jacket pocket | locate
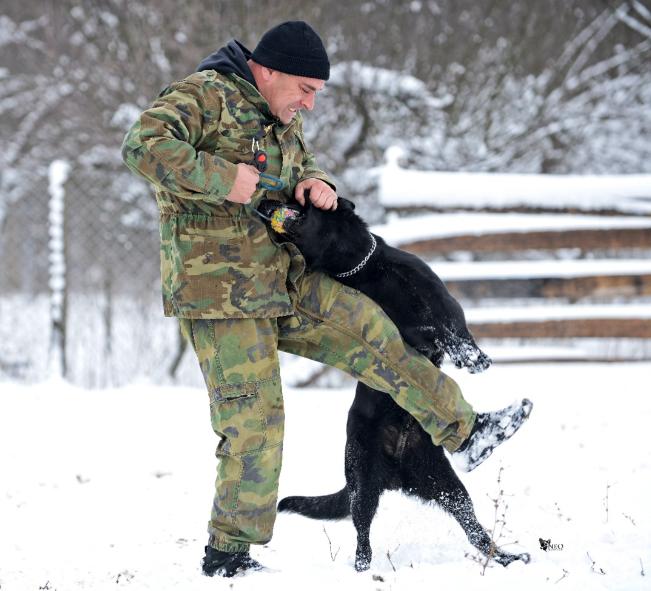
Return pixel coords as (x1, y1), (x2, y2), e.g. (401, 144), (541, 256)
(212, 381), (258, 402)
(170, 215), (292, 318)
(211, 118), (260, 164)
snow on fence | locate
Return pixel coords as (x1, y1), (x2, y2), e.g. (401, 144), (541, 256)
(370, 161), (651, 365)
(377, 149), (651, 214)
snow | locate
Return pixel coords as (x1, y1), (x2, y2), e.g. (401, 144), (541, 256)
(372, 212), (651, 247)
(47, 160), (69, 379)
(431, 259), (651, 281)
(1, 363), (650, 590)
(480, 344), (589, 362)
(464, 303), (651, 322)
(378, 163), (651, 215)
(111, 103), (144, 130)
(329, 62), (453, 109)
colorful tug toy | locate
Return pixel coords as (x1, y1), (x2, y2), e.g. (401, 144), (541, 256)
(269, 206), (299, 234)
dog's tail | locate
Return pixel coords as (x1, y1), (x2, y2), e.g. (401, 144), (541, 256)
(277, 487), (350, 520)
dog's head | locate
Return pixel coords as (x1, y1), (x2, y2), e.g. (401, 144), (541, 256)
(256, 196), (367, 273)
(256, 199), (304, 236)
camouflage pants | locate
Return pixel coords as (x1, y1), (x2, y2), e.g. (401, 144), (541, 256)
(179, 271), (476, 553)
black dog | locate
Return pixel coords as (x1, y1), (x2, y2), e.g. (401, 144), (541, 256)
(257, 197), (530, 571)
(258, 197), (490, 374)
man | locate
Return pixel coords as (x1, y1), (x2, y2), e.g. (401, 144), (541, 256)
(121, 21), (532, 577)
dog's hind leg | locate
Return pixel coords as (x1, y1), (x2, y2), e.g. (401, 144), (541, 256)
(407, 456), (530, 567)
(345, 439), (382, 572)
(350, 484), (381, 571)
(434, 465), (530, 566)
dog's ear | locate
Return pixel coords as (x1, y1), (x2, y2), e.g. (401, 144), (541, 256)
(300, 188), (315, 210)
(337, 197), (356, 211)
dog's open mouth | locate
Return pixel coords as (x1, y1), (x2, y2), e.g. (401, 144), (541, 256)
(256, 200), (303, 235)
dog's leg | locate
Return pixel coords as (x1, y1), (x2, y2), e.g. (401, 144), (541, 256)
(350, 485), (381, 572)
(411, 326), (491, 374)
(345, 438), (381, 572)
(433, 464), (530, 566)
(438, 329), (492, 374)
(407, 456), (530, 567)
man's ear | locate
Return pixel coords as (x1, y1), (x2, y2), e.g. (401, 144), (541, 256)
(259, 66), (276, 82)
(338, 197), (356, 211)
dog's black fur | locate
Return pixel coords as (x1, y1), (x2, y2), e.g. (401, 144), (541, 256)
(260, 198), (490, 372)
(257, 197), (530, 571)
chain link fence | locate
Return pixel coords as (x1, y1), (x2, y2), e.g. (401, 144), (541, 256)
(0, 166), (206, 388)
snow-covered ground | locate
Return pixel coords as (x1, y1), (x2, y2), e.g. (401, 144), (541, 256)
(1, 362), (650, 590)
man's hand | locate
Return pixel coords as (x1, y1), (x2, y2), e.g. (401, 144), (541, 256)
(295, 178), (337, 210)
(225, 163), (260, 204)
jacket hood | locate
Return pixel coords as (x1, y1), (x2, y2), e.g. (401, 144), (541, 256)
(196, 40), (257, 88)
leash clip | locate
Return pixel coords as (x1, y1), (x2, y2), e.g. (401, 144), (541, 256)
(257, 173), (287, 192)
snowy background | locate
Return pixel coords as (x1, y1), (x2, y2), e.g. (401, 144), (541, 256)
(2, 1), (651, 589)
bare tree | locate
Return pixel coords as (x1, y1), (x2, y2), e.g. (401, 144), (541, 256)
(603, 0), (651, 39)
(305, 2), (650, 184)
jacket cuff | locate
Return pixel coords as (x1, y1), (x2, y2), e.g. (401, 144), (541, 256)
(298, 172), (336, 193)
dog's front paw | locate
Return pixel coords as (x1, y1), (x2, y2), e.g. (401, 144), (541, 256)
(467, 351), (492, 374)
(446, 340), (492, 374)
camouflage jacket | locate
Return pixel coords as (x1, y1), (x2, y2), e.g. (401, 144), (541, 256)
(121, 70), (333, 318)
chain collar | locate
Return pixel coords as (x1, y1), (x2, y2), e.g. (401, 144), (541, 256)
(335, 234), (377, 278)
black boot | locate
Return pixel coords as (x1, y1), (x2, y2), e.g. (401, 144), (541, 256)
(452, 398), (533, 472)
(202, 546), (263, 577)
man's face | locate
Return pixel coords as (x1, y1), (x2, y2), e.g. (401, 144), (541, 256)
(263, 70), (325, 124)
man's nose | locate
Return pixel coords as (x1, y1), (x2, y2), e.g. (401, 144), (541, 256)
(301, 93), (315, 111)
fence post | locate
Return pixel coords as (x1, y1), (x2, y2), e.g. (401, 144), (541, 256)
(47, 160), (70, 380)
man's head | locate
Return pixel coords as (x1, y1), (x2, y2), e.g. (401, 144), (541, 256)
(248, 21), (329, 124)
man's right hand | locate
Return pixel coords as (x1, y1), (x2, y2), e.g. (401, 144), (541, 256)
(225, 163), (260, 204)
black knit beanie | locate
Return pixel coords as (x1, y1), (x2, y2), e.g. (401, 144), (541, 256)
(252, 21), (330, 81)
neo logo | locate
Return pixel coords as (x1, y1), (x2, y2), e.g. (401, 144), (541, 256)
(539, 538), (564, 551)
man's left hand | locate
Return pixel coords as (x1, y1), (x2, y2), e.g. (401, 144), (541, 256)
(295, 178), (338, 210)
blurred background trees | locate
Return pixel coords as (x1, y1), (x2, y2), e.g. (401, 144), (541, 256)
(1, 0), (650, 385)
